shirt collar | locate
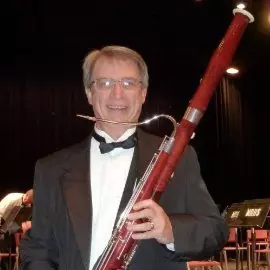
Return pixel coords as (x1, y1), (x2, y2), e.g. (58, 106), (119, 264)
(94, 126), (136, 143)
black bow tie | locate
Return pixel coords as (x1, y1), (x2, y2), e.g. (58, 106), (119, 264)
(92, 130), (137, 154)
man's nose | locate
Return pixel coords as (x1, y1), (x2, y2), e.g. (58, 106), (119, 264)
(111, 82), (124, 99)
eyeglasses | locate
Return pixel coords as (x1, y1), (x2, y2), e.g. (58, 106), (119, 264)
(90, 78), (142, 91)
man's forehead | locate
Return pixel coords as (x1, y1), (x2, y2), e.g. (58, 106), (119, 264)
(95, 55), (137, 66)
(93, 56), (139, 73)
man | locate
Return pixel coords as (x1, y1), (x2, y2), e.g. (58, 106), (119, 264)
(0, 189), (33, 270)
(0, 189), (33, 233)
(0, 189), (33, 217)
(20, 45), (228, 270)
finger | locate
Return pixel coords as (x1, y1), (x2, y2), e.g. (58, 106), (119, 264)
(128, 208), (153, 221)
(131, 230), (156, 240)
(127, 221), (154, 232)
(133, 199), (156, 211)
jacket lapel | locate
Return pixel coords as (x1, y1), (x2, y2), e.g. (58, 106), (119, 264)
(60, 138), (92, 270)
(113, 146), (138, 228)
(137, 128), (162, 180)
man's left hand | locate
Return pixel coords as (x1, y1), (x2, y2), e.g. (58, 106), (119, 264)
(127, 199), (174, 244)
(21, 221), (32, 235)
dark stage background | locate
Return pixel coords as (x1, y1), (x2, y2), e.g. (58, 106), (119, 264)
(1, 0), (270, 210)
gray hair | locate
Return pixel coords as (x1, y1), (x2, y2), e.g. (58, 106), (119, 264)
(82, 45), (149, 90)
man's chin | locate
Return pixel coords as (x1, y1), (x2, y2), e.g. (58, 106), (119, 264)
(104, 113), (129, 123)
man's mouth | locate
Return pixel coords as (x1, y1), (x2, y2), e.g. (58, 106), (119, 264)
(107, 105), (127, 110)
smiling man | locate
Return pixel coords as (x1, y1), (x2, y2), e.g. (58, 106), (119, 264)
(20, 45), (228, 270)
(83, 49), (148, 139)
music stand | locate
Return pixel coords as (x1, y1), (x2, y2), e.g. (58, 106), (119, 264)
(225, 200), (270, 270)
(224, 202), (245, 270)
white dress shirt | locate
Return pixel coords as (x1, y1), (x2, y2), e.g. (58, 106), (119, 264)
(0, 192), (24, 232)
(89, 126), (136, 269)
(0, 193), (24, 220)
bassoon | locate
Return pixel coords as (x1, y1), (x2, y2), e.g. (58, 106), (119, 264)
(78, 8), (254, 270)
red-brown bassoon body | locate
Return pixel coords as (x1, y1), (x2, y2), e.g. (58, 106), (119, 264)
(94, 8), (254, 270)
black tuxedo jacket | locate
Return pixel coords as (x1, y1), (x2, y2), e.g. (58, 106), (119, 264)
(20, 128), (228, 270)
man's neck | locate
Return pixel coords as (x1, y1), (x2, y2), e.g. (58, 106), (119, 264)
(95, 123), (133, 140)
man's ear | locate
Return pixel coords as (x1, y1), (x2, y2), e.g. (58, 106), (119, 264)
(85, 88), (92, 105)
(141, 88), (147, 104)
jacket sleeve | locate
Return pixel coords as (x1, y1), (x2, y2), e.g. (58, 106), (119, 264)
(164, 146), (229, 261)
(20, 160), (59, 270)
